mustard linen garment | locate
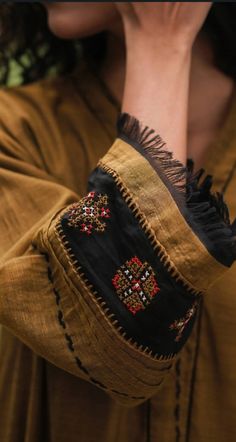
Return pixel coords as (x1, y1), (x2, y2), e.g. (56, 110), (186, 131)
(0, 63), (235, 442)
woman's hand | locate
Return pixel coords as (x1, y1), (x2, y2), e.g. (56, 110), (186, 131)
(115, 2), (212, 164)
(116, 2), (212, 50)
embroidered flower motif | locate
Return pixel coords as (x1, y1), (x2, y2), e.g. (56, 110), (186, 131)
(67, 191), (110, 235)
(100, 207), (110, 218)
(169, 301), (198, 342)
(112, 257), (160, 315)
(80, 223), (93, 235)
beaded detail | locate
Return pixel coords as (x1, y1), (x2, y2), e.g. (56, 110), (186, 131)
(112, 257), (160, 315)
(169, 301), (198, 342)
(67, 191), (110, 235)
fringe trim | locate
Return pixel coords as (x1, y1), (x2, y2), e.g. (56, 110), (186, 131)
(118, 113), (186, 197)
(117, 113), (236, 267)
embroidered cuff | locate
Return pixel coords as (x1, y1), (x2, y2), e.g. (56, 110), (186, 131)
(40, 114), (235, 360)
(57, 173), (200, 358)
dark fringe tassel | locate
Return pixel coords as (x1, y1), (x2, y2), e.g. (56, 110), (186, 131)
(117, 113), (236, 267)
(117, 113), (187, 198)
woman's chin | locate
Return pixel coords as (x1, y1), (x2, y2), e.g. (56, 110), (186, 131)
(46, 12), (88, 39)
(44, 3), (118, 39)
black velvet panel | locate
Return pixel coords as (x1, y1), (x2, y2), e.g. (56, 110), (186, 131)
(60, 167), (199, 357)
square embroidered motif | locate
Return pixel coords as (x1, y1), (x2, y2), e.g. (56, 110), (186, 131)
(112, 257), (160, 315)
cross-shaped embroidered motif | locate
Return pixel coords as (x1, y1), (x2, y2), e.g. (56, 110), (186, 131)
(66, 191), (110, 235)
(112, 257), (160, 315)
(169, 301), (198, 342)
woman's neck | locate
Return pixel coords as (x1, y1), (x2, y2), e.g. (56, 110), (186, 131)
(99, 29), (125, 107)
(187, 34), (235, 167)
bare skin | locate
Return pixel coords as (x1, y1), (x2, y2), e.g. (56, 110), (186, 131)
(101, 28), (235, 169)
(44, 2), (235, 169)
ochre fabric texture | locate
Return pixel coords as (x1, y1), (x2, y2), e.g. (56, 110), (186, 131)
(0, 63), (235, 442)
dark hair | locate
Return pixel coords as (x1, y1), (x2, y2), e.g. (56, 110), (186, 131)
(0, 2), (235, 86)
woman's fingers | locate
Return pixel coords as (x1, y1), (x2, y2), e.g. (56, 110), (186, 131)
(115, 2), (138, 25)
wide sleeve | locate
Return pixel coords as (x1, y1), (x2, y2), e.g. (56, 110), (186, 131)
(0, 107), (235, 407)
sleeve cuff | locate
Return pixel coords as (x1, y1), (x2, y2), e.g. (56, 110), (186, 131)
(36, 114), (235, 363)
(117, 113), (236, 269)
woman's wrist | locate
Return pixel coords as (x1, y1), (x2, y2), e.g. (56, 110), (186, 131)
(125, 37), (192, 81)
(125, 29), (193, 58)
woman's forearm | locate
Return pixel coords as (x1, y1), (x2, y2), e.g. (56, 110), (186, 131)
(122, 40), (191, 164)
(116, 2), (212, 165)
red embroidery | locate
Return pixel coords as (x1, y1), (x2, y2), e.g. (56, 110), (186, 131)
(169, 301), (198, 342)
(80, 223), (93, 235)
(67, 192), (110, 234)
(112, 257), (160, 315)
